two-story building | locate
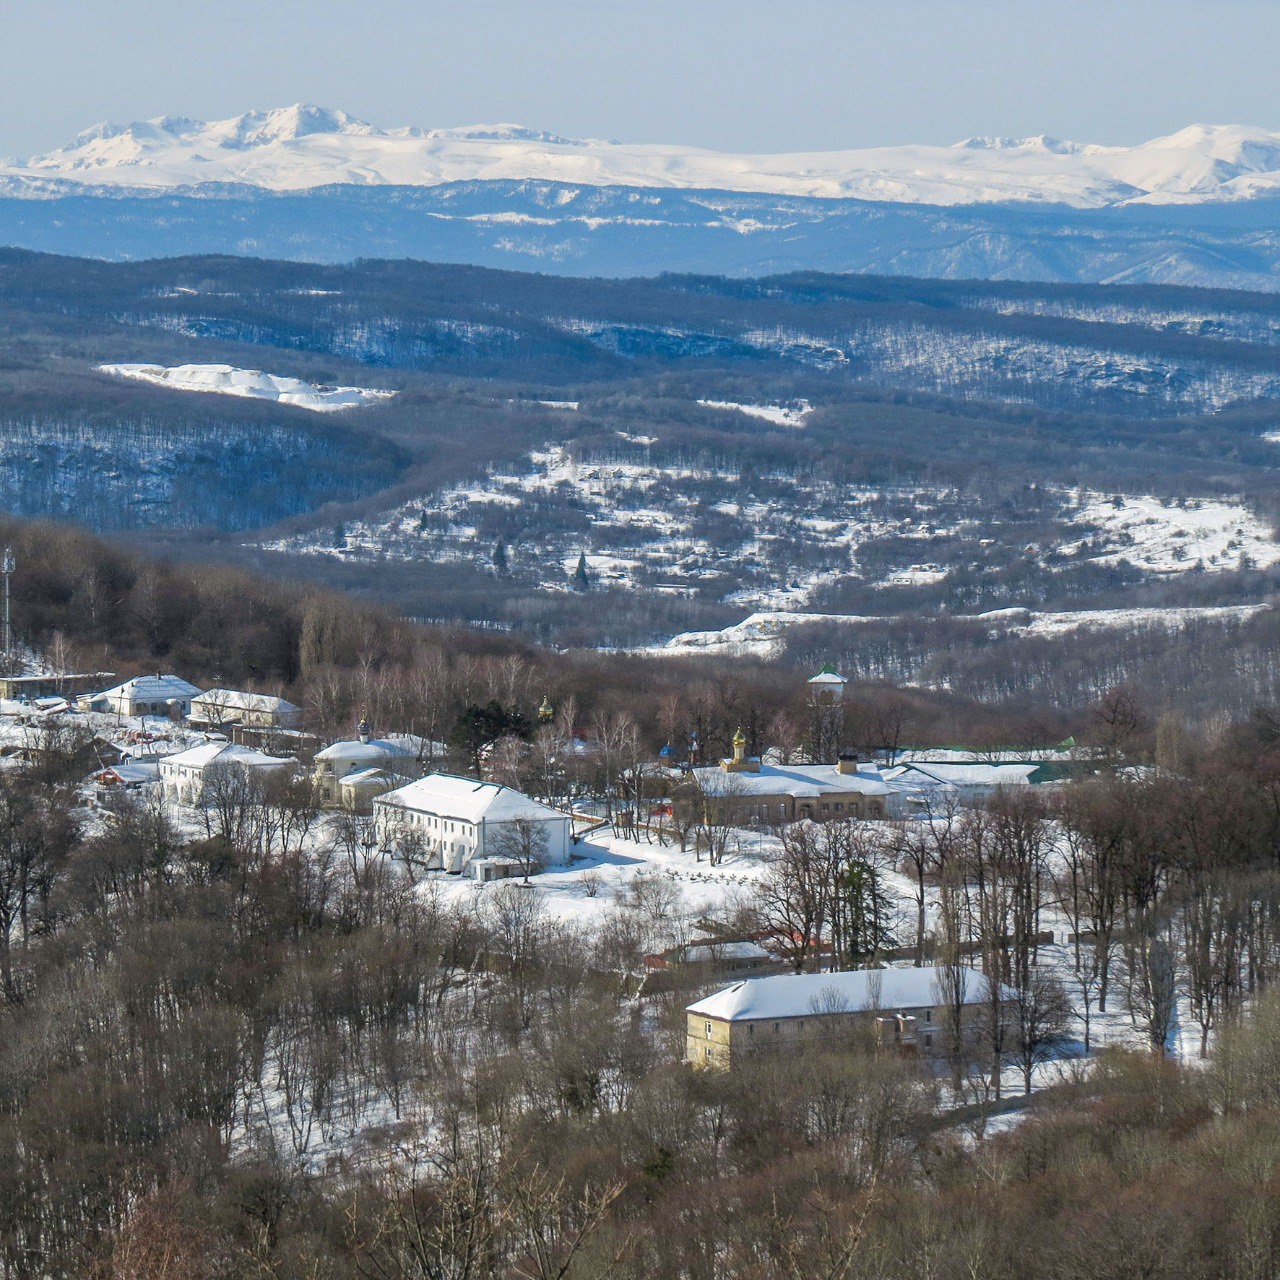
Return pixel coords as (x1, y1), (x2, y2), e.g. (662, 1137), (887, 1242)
(374, 772), (574, 875)
(685, 965), (1005, 1069)
(158, 740), (296, 805)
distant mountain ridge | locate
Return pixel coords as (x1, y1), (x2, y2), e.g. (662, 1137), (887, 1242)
(11, 105), (1280, 208)
(6, 107), (1280, 289)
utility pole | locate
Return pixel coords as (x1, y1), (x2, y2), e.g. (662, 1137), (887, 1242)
(2, 547), (14, 657)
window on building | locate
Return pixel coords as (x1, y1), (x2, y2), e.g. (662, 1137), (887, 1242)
(705, 1046), (712, 1059)
(773, 1022), (780, 1033)
(705, 1021), (713, 1037)
(925, 1009), (933, 1023)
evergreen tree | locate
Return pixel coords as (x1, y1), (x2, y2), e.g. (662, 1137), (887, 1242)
(493, 540), (509, 573)
(571, 552), (592, 592)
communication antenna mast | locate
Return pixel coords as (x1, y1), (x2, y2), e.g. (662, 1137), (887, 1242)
(2, 547), (14, 656)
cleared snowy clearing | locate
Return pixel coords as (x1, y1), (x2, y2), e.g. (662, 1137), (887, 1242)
(99, 363), (397, 412)
(696, 399), (812, 427)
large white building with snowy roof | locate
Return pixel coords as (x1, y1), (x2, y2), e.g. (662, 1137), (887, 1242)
(81, 674), (203, 719)
(686, 966), (1006, 1069)
(374, 772), (573, 875)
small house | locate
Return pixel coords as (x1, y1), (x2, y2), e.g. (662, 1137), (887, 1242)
(81, 674), (203, 719)
(190, 688), (302, 731)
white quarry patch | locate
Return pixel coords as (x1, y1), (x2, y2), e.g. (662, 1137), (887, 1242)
(1061, 491), (1280, 573)
(98, 363), (397, 413)
(657, 603), (1271, 659)
(696, 399), (812, 427)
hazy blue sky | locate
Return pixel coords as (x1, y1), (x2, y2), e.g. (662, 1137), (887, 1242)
(4, 0), (1276, 156)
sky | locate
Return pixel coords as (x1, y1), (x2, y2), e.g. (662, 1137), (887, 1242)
(3, 0), (1277, 157)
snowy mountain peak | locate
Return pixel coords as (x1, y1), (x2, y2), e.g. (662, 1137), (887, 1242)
(216, 104), (382, 147)
(14, 110), (1280, 208)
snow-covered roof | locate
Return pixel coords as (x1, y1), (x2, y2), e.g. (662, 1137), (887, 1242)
(341, 767), (395, 786)
(315, 734), (422, 762)
(693, 762), (893, 798)
(191, 688), (301, 714)
(678, 940), (772, 962)
(807, 666), (847, 685)
(93, 674), (203, 702)
(376, 772), (571, 824)
(885, 762), (1042, 788)
(687, 966), (999, 1021)
(160, 741), (294, 770)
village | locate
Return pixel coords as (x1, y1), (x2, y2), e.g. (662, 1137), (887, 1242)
(0, 648), (1180, 1121)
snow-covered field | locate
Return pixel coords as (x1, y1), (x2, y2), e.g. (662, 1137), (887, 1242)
(1062, 491), (1280, 573)
(99, 362), (397, 412)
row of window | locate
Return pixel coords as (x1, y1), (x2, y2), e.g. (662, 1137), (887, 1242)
(705, 1008), (935, 1040)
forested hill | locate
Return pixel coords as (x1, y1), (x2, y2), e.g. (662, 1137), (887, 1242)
(4, 179), (1280, 289)
(5, 250), (1280, 696)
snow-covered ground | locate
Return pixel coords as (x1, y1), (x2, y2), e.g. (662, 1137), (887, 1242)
(697, 399), (812, 427)
(1062, 491), (1280, 573)
(259, 445), (956, 604)
(99, 363), (397, 412)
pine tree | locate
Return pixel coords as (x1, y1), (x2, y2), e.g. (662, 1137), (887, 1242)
(493, 540), (509, 573)
(332, 523), (346, 548)
(571, 552), (592, 592)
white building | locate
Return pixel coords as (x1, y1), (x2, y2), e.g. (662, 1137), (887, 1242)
(374, 772), (574, 875)
(81, 674), (203, 719)
(313, 721), (427, 803)
(159, 740), (295, 805)
(190, 688), (302, 730)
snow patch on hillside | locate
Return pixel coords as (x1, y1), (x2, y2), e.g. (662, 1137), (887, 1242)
(697, 399), (812, 427)
(98, 363), (396, 413)
(1061, 492), (1280, 573)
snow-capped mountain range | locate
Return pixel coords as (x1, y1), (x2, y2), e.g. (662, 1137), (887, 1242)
(10, 104), (1280, 208)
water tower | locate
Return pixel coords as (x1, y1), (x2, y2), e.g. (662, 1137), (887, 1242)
(806, 663), (847, 762)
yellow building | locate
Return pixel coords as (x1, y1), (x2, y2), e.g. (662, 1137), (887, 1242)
(686, 965), (1003, 1069)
